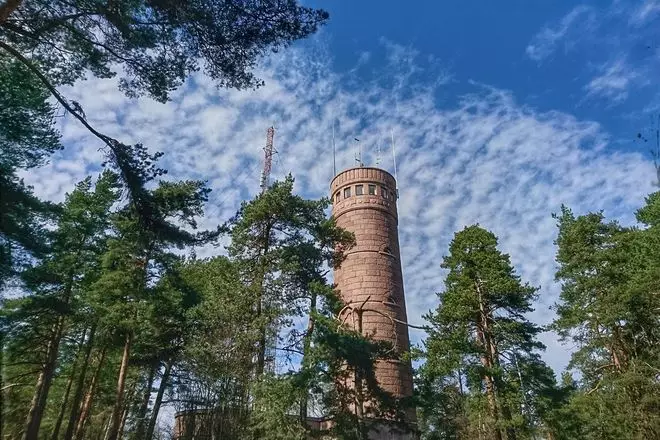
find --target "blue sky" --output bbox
[24,0,660,374]
[316,0,660,151]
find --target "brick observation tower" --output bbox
[331,166,417,438]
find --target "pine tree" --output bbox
[90,178,216,440]
[423,225,557,440]
[227,175,352,379]
[552,196,660,440]
[2,171,121,439]
[0,0,328,215]
[0,56,61,289]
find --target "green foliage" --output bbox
[250,376,307,440]
[551,194,660,440]
[422,225,559,440]
[0,54,61,288]
[0,0,327,291]
[1,0,329,101]
[227,175,353,374]
[0,55,60,169]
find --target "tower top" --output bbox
[330,166,398,222]
[330,166,396,190]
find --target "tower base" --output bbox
[361,420,419,440]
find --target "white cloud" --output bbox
[527,1,660,105]
[526,5,594,61]
[22,41,655,378]
[629,0,660,26]
[584,58,639,103]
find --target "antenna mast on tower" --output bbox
[259,125,278,374]
[260,126,275,192]
[391,130,399,199]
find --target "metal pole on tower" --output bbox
[259,125,277,374]
[260,126,275,193]
[391,129,399,199]
[332,121,336,176]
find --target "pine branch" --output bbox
[0,41,128,172]
[0,40,160,224]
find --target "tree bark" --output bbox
[133,362,157,440]
[299,289,317,422]
[0,0,23,24]
[50,336,83,440]
[0,330,5,440]
[475,280,503,440]
[255,223,272,378]
[106,332,133,440]
[64,326,97,440]
[145,362,172,440]
[22,316,66,440]
[74,347,107,440]
[117,383,134,440]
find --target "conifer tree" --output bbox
[0,56,61,289]
[2,171,121,439]
[0,0,328,215]
[227,175,352,379]
[90,177,216,440]
[552,196,660,440]
[423,226,556,440]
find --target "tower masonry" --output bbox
[331,167,416,434]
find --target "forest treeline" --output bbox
[1,1,659,440]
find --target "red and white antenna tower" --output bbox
[260,126,275,192]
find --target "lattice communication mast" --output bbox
[260,126,275,192]
[259,126,278,374]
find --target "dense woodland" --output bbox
[1,1,659,440]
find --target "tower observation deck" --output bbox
[330,166,417,438]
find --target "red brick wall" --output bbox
[330,167,415,409]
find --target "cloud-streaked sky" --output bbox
[22,0,660,373]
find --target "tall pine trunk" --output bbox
[477,278,515,440]
[50,364,76,440]
[52,327,91,440]
[476,281,502,440]
[106,332,133,440]
[488,333,515,440]
[117,379,137,440]
[145,361,172,440]
[133,362,157,439]
[50,342,81,440]
[299,290,317,422]
[23,272,75,440]
[477,326,501,440]
[254,223,272,378]
[74,346,107,440]
[0,330,4,440]
[64,326,97,440]
[22,315,66,440]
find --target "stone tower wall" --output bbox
[330,167,415,406]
